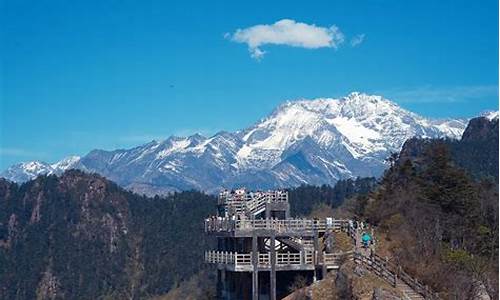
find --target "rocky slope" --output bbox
[1,93,470,195]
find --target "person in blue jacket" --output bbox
[361,232,372,248]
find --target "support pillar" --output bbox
[270,232,276,300]
[322,262,327,280]
[252,233,259,300]
[221,269,226,299]
[313,228,319,282]
[217,269,222,299]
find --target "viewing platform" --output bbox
[206,188,359,300]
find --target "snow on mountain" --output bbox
[483,110,499,121]
[236,92,465,169]
[1,156,81,183]
[1,93,469,194]
[2,161,53,183]
[51,156,81,171]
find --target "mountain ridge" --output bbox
[1,92,478,195]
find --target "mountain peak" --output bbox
[276,92,398,116]
[22,160,49,170]
[237,92,467,172]
[482,110,499,121]
[343,91,382,102]
[187,133,207,143]
[51,156,81,170]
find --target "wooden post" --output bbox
[394,265,401,287]
[221,268,226,299]
[252,234,259,300]
[313,228,319,282]
[370,228,375,245]
[217,269,222,299]
[270,232,276,300]
[321,252,327,279]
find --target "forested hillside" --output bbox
[0,171,216,299]
[345,116,499,299]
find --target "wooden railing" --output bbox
[276,252,301,265]
[205,250,235,264]
[323,250,354,265]
[304,251,314,264]
[354,252,398,286]
[205,250,348,268]
[236,253,252,266]
[347,221,357,241]
[218,191,288,206]
[205,218,236,232]
[222,192,288,217]
[205,218,349,233]
[259,253,270,265]
[354,252,440,300]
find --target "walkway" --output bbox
[351,224,440,300]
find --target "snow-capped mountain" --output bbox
[1,156,81,183]
[1,93,470,195]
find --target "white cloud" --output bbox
[226,19,345,60]
[350,34,365,47]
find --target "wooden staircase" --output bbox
[245,194,268,216]
[397,282,426,300]
[278,237,314,251]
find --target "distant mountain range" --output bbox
[2,92,482,195]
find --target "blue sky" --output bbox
[1,0,498,169]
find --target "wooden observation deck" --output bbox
[204,188,356,300]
